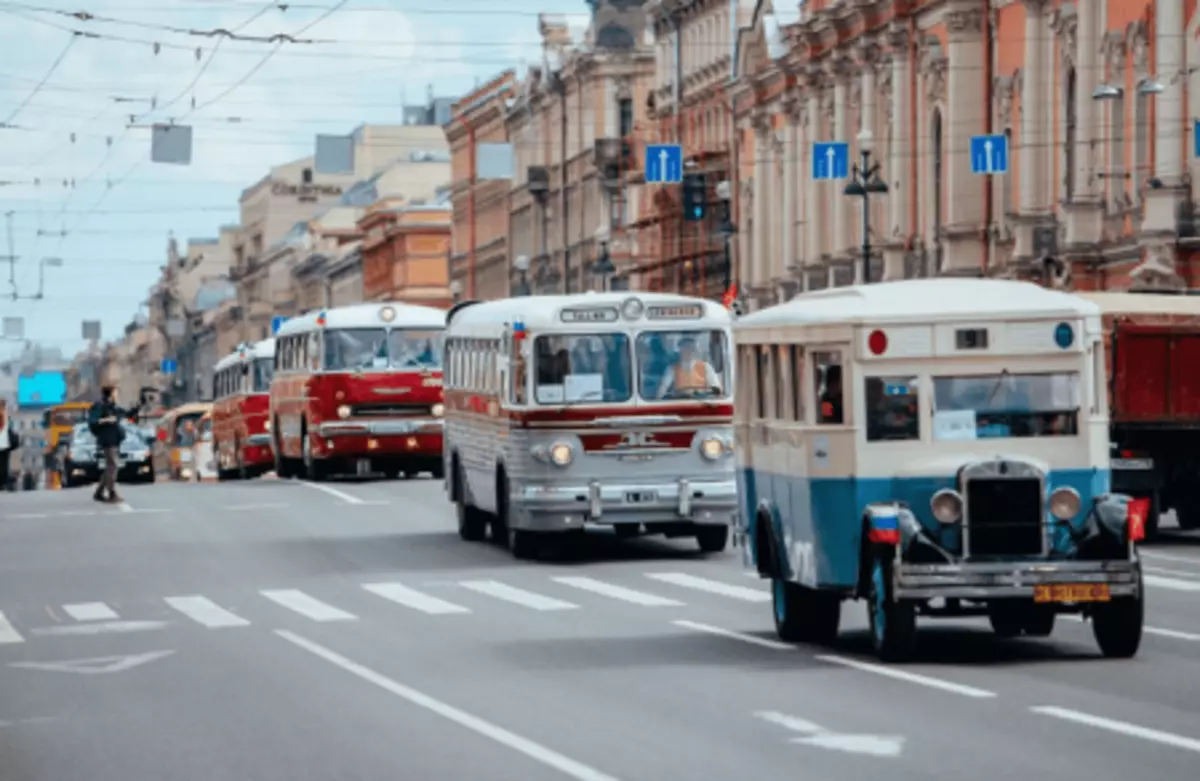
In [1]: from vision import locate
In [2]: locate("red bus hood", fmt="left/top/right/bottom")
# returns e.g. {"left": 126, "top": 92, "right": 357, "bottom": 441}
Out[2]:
{"left": 315, "top": 371, "right": 444, "bottom": 407}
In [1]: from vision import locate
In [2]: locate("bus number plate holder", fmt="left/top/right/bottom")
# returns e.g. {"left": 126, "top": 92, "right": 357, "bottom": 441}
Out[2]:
{"left": 625, "top": 490, "right": 657, "bottom": 504}
{"left": 356, "top": 458, "right": 371, "bottom": 476}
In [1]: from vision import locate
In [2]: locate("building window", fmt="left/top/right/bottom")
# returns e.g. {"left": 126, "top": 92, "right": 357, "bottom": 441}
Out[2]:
{"left": 931, "top": 108, "right": 943, "bottom": 278}
{"left": 619, "top": 98, "right": 634, "bottom": 138}
{"left": 1108, "top": 91, "right": 1126, "bottom": 209}
{"left": 1134, "top": 90, "right": 1150, "bottom": 201}
{"left": 302, "top": 167, "right": 313, "bottom": 184}
{"left": 1064, "top": 67, "right": 1076, "bottom": 201}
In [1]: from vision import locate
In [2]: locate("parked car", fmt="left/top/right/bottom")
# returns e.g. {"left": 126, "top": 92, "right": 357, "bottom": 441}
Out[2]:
{"left": 63, "top": 424, "right": 99, "bottom": 487}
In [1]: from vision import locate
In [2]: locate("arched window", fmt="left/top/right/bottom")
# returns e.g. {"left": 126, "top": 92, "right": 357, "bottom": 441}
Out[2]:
{"left": 1064, "top": 66, "right": 1077, "bottom": 200}
{"left": 931, "top": 108, "right": 944, "bottom": 278}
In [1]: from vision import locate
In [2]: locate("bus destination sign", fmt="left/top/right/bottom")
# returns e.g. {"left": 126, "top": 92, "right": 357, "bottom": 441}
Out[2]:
{"left": 560, "top": 307, "right": 620, "bottom": 323}
{"left": 647, "top": 304, "right": 703, "bottom": 319}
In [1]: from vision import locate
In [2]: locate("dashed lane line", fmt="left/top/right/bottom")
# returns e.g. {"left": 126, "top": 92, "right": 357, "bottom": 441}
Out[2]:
{"left": 458, "top": 580, "right": 578, "bottom": 611}
{"left": 646, "top": 572, "right": 771, "bottom": 602}
{"left": 1032, "top": 706, "right": 1200, "bottom": 753}
{"left": 363, "top": 582, "right": 471, "bottom": 615}
{"left": 0, "top": 611, "right": 24, "bottom": 644}
{"left": 164, "top": 596, "right": 251, "bottom": 628}
{"left": 261, "top": 589, "right": 357, "bottom": 622}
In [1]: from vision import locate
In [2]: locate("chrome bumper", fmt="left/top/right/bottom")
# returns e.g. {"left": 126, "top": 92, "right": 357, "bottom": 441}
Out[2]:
{"left": 317, "top": 419, "right": 443, "bottom": 437}
{"left": 245, "top": 434, "right": 272, "bottom": 446}
{"left": 894, "top": 560, "right": 1141, "bottom": 600}
{"left": 517, "top": 477, "right": 737, "bottom": 520}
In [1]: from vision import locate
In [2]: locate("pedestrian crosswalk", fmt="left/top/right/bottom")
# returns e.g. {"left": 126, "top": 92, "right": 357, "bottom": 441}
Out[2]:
{"left": 0, "top": 571, "right": 772, "bottom": 642}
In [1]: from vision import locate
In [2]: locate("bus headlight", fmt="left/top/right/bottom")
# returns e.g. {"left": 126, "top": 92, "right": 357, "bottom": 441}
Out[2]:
{"left": 930, "top": 489, "right": 963, "bottom": 524}
{"left": 431, "top": 403, "right": 444, "bottom": 418}
{"left": 1049, "top": 486, "right": 1081, "bottom": 520}
{"left": 700, "top": 437, "right": 725, "bottom": 460}
{"left": 549, "top": 442, "right": 573, "bottom": 467}
{"left": 264, "top": 419, "right": 271, "bottom": 432}
{"left": 337, "top": 405, "right": 351, "bottom": 420}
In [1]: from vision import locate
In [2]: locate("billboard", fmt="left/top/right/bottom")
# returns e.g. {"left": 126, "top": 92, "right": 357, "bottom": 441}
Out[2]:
{"left": 16, "top": 371, "right": 67, "bottom": 408}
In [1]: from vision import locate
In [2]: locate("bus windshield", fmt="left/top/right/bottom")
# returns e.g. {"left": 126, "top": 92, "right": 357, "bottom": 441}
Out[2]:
{"left": 253, "top": 358, "right": 274, "bottom": 392}
{"left": 635, "top": 330, "right": 729, "bottom": 400}
{"left": 533, "top": 334, "right": 632, "bottom": 404}
{"left": 932, "top": 372, "right": 1080, "bottom": 440}
{"left": 324, "top": 329, "right": 388, "bottom": 371}
{"left": 388, "top": 329, "right": 443, "bottom": 370}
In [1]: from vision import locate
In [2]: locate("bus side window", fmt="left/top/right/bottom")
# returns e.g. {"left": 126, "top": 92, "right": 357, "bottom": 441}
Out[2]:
{"left": 814, "top": 351, "right": 844, "bottom": 424}
{"left": 755, "top": 345, "right": 769, "bottom": 420}
{"left": 774, "top": 345, "right": 789, "bottom": 420}
{"left": 512, "top": 345, "right": 528, "bottom": 405}
{"left": 790, "top": 345, "right": 805, "bottom": 422}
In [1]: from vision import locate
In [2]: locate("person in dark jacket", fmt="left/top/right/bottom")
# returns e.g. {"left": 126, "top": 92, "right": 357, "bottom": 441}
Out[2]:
{"left": 0, "top": 400, "right": 17, "bottom": 492}
{"left": 88, "top": 387, "right": 134, "bottom": 503}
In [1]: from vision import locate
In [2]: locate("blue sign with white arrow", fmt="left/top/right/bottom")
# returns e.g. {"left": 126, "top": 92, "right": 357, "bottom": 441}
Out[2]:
{"left": 970, "top": 134, "right": 1009, "bottom": 175}
{"left": 160, "top": 358, "right": 177, "bottom": 374}
{"left": 1193, "top": 120, "right": 1200, "bottom": 159}
{"left": 644, "top": 144, "right": 683, "bottom": 183}
{"left": 812, "top": 142, "right": 850, "bottom": 180}
{"left": 271, "top": 316, "right": 288, "bottom": 335}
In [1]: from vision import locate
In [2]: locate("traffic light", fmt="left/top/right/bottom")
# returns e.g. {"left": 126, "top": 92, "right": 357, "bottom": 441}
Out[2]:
{"left": 682, "top": 172, "right": 707, "bottom": 222}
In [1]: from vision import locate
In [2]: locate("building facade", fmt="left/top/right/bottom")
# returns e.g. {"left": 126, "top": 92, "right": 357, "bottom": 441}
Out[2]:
{"left": 360, "top": 195, "right": 453, "bottom": 307}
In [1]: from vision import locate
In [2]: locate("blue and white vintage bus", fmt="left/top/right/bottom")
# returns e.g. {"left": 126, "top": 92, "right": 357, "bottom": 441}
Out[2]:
{"left": 732, "top": 278, "right": 1145, "bottom": 661}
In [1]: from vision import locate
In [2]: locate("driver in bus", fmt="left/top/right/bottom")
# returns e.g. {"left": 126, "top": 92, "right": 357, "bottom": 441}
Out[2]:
{"left": 656, "top": 337, "right": 720, "bottom": 398}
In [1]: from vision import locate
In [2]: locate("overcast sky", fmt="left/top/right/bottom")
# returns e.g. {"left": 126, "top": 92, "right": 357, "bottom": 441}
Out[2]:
{"left": 0, "top": 0, "right": 586, "bottom": 362}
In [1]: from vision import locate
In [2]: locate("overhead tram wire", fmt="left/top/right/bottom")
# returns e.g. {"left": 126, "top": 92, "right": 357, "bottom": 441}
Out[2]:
{"left": 1, "top": 32, "right": 79, "bottom": 127}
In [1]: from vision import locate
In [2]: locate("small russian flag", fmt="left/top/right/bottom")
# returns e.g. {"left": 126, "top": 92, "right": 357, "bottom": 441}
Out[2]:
{"left": 868, "top": 512, "right": 901, "bottom": 545}
{"left": 512, "top": 320, "right": 526, "bottom": 340}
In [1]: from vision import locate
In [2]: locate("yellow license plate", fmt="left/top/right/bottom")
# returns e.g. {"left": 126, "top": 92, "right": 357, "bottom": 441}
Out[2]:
{"left": 1033, "top": 583, "right": 1111, "bottom": 603}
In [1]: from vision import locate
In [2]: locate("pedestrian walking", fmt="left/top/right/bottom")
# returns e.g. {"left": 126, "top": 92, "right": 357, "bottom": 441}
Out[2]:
{"left": 0, "top": 400, "right": 18, "bottom": 492}
{"left": 87, "top": 386, "right": 134, "bottom": 503}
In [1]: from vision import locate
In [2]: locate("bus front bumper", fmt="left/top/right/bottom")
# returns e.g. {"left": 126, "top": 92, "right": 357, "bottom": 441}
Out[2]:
{"left": 317, "top": 419, "right": 443, "bottom": 437}
{"left": 313, "top": 419, "right": 443, "bottom": 460}
{"left": 515, "top": 477, "right": 737, "bottom": 526}
{"left": 893, "top": 560, "right": 1141, "bottom": 600}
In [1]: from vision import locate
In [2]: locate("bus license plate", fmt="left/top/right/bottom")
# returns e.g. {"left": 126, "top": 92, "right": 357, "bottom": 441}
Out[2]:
{"left": 624, "top": 490, "right": 657, "bottom": 504}
{"left": 1033, "top": 584, "right": 1111, "bottom": 603}
{"left": 1112, "top": 458, "right": 1153, "bottom": 470}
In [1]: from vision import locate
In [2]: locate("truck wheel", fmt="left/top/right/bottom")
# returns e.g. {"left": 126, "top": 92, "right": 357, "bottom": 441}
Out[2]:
{"left": 1022, "top": 607, "right": 1056, "bottom": 637}
{"left": 696, "top": 525, "right": 729, "bottom": 553}
{"left": 1092, "top": 573, "right": 1144, "bottom": 658}
{"left": 988, "top": 603, "right": 1025, "bottom": 637}
{"left": 866, "top": 554, "right": 917, "bottom": 662}
{"left": 772, "top": 579, "right": 840, "bottom": 644}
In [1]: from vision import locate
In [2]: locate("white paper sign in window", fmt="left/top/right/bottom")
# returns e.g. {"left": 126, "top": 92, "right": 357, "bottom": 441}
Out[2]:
{"left": 536, "top": 384, "right": 565, "bottom": 403}
{"left": 933, "top": 409, "right": 977, "bottom": 441}
{"left": 564, "top": 373, "right": 604, "bottom": 402}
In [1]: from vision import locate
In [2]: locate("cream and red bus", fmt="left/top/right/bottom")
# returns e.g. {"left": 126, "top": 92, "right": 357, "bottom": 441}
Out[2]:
{"left": 211, "top": 338, "right": 276, "bottom": 480}
{"left": 443, "top": 292, "right": 737, "bottom": 559}
{"left": 270, "top": 302, "right": 446, "bottom": 480}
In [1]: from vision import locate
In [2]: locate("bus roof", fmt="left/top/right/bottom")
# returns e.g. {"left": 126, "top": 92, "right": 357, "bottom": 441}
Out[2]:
{"left": 277, "top": 302, "right": 447, "bottom": 337}
{"left": 1073, "top": 291, "right": 1200, "bottom": 316}
{"left": 737, "top": 278, "right": 1100, "bottom": 329}
{"left": 213, "top": 337, "right": 276, "bottom": 373}
{"left": 446, "top": 292, "right": 732, "bottom": 333}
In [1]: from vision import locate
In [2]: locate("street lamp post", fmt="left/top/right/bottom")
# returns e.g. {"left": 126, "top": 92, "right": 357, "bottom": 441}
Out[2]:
{"left": 591, "top": 226, "right": 615, "bottom": 291}
{"left": 842, "top": 128, "right": 889, "bottom": 284}
{"left": 513, "top": 254, "right": 531, "bottom": 296}
{"left": 716, "top": 180, "right": 737, "bottom": 294}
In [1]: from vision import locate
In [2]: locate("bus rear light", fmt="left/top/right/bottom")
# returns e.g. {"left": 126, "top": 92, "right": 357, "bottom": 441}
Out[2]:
{"left": 867, "top": 329, "right": 888, "bottom": 355}
{"left": 1127, "top": 497, "right": 1150, "bottom": 542}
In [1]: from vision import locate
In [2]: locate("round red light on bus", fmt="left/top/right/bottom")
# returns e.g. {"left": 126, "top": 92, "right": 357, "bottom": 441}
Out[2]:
{"left": 868, "top": 329, "right": 888, "bottom": 355}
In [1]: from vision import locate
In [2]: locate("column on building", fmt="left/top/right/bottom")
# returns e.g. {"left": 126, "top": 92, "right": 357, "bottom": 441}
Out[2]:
{"left": 752, "top": 113, "right": 770, "bottom": 293}
{"left": 941, "top": 3, "right": 986, "bottom": 274}
{"left": 803, "top": 69, "right": 822, "bottom": 279}
{"left": 1064, "top": 0, "right": 1104, "bottom": 252}
{"left": 831, "top": 56, "right": 851, "bottom": 259}
{"left": 883, "top": 25, "right": 910, "bottom": 280}
{"left": 1015, "top": 0, "right": 1050, "bottom": 261}
{"left": 857, "top": 43, "right": 878, "bottom": 283}
{"left": 780, "top": 92, "right": 799, "bottom": 289}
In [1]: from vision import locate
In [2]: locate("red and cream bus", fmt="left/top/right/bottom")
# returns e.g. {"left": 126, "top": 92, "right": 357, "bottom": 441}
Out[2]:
{"left": 270, "top": 302, "right": 446, "bottom": 480}
{"left": 443, "top": 292, "right": 736, "bottom": 559}
{"left": 211, "top": 338, "right": 276, "bottom": 480}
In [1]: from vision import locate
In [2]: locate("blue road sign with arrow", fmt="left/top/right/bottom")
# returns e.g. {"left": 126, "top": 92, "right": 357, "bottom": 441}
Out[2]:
{"left": 645, "top": 144, "right": 683, "bottom": 183}
{"left": 970, "top": 134, "right": 1009, "bottom": 175}
{"left": 812, "top": 142, "right": 849, "bottom": 180}
{"left": 160, "top": 358, "right": 177, "bottom": 374}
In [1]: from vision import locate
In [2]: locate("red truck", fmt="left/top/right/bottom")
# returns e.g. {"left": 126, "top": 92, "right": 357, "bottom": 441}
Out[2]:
{"left": 1079, "top": 292, "right": 1200, "bottom": 538}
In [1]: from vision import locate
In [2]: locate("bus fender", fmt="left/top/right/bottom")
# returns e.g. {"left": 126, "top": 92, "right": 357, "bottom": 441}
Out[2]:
{"left": 753, "top": 501, "right": 789, "bottom": 581}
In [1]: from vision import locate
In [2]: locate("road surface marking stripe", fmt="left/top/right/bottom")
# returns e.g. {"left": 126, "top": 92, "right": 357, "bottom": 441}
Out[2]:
{"left": 1144, "top": 575, "right": 1200, "bottom": 592}
{"left": 1060, "top": 614, "right": 1200, "bottom": 641}
{"left": 61, "top": 602, "right": 118, "bottom": 622}
{"left": 261, "top": 589, "right": 357, "bottom": 621}
{"left": 552, "top": 576, "right": 683, "bottom": 607}
{"left": 30, "top": 620, "right": 165, "bottom": 636}
{"left": 10, "top": 513, "right": 47, "bottom": 519}
{"left": 117, "top": 502, "right": 133, "bottom": 513}
{"left": 753, "top": 711, "right": 823, "bottom": 734}
{"left": 221, "top": 503, "right": 290, "bottom": 511}
{"left": 296, "top": 481, "right": 366, "bottom": 505}
{"left": 646, "top": 573, "right": 771, "bottom": 602}
{"left": 672, "top": 619, "right": 794, "bottom": 650}
{"left": 1141, "top": 551, "right": 1200, "bottom": 566}
{"left": 276, "top": 630, "right": 621, "bottom": 781}
{"left": 815, "top": 654, "right": 997, "bottom": 699}
{"left": 0, "top": 612, "right": 24, "bottom": 644}
{"left": 1144, "top": 565, "right": 1200, "bottom": 580}
{"left": 1031, "top": 706, "right": 1200, "bottom": 753}
{"left": 363, "top": 583, "right": 470, "bottom": 615}
{"left": 165, "top": 596, "right": 251, "bottom": 628}
{"left": 459, "top": 581, "right": 578, "bottom": 611}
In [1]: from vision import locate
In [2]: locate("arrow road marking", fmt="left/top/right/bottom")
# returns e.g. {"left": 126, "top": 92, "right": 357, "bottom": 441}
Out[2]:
{"left": 9, "top": 650, "right": 175, "bottom": 675}
{"left": 31, "top": 620, "right": 167, "bottom": 637}
{"left": 754, "top": 711, "right": 905, "bottom": 758}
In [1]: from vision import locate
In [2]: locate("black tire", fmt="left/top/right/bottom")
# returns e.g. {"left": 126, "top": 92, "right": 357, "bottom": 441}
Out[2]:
{"left": 1144, "top": 493, "right": 1161, "bottom": 540}
{"left": 383, "top": 468, "right": 401, "bottom": 480}
{"left": 302, "top": 428, "right": 326, "bottom": 481}
{"left": 1022, "top": 607, "right": 1056, "bottom": 637}
{"left": 696, "top": 525, "right": 729, "bottom": 553}
{"left": 454, "top": 463, "right": 487, "bottom": 542}
{"left": 273, "top": 427, "right": 293, "bottom": 479}
{"left": 508, "top": 528, "right": 539, "bottom": 560}
{"left": 988, "top": 603, "right": 1026, "bottom": 638}
{"left": 866, "top": 552, "right": 917, "bottom": 662}
{"left": 430, "top": 462, "right": 445, "bottom": 480}
{"left": 771, "top": 579, "right": 840, "bottom": 644}
{"left": 491, "top": 468, "right": 510, "bottom": 545}
{"left": 1093, "top": 573, "right": 1144, "bottom": 658}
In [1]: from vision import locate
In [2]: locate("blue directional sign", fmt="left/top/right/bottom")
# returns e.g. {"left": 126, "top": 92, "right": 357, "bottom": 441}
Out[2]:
{"left": 160, "top": 358, "right": 177, "bottom": 374}
{"left": 271, "top": 315, "right": 288, "bottom": 335}
{"left": 1193, "top": 120, "right": 1200, "bottom": 159}
{"left": 645, "top": 144, "right": 683, "bottom": 183}
{"left": 970, "top": 133, "right": 1009, "bottom": 175}
{"left": 812, "top": 141, "right": 850, "bottom": 180}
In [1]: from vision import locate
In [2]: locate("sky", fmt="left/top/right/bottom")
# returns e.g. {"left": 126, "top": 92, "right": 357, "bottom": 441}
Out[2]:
{"left": 0, "top": 0, "right": 588, "bottom": 362}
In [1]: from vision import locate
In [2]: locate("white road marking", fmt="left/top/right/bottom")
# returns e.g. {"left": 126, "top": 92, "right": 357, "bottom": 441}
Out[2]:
{"left": 363, "top": 582, "right": 470, "bottom": 615}
{"left": 1144, "top": 575, "right": 1200, "bottom": 592}
{"left": 0, "top": 611, "right": 24, "bottom": 644}
{"left": 164, "top": 596, "right": 251, "bottom": 628}
{"left": 1032, "top": 706, "right": 1200, "bottom": 753}
{"left": 815, "top": 654, "right": 997, "bottom": 699}
{"left": 117, "top": 502, "right": 133, "bottom": 513}
{"left": 1141, "top": 551, "right": 1200, "bottom": 566}
{"left": 754, "top": 710, "right": 823, "bottom": 734}
{"left": 9, "top": 650, "right": 175, "bottom": 675}
{"left": 30, "top": 620, "right": 166, "bottom": 637}
{"left": 221, "top": 503, "right": 290, "bottom": 511}
{"left": 753, "top": 711, "right": 904, "bottom": 757}
{"left": 102, "top": 508, "right": 169, "bottom": 516}
{"left": 261, "top": 589, "right": 357, "bottom": 622}
{"left": 459, "top": 581, "right": 578, "bottom": 611}
{"left": 276, "top": 631, "right": 621, "bottom": 781}
{"left": 61, "top": 602, "right": 119, "bottom": 622}
{"left": 672, "top": 619, "right": 794, "bottom": 650}
{"left": 296, "top": 481, "right": 366, "bottom": 505}
{"left": 1145, "top": 565, "right": 1200, "bottom": 580}
{"left": 552, "top": 576, "right": 683, "bottom": 607}
{"left": 646, "top": 572, "right": 771, "bottom": 602}
{"left": 9, "top": 513, "right": 47, "bottom": 519}
{"left": 59, "top": 510, "right": 99, "bottom": 517}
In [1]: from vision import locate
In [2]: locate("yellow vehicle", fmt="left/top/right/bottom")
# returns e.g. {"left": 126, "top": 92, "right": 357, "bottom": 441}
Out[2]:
{"left": 153, "top": 402, "right": 212, "bottom": 480}
{"left": 41, "top": 402, "right": 93, "bottom": 478}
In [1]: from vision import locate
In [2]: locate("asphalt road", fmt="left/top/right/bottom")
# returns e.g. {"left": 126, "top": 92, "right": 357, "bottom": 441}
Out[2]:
{"left": 1, "top": 477, "right": 1199, "bottom": 781}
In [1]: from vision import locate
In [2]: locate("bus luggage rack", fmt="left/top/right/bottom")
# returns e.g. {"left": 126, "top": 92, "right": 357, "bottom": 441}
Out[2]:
{"left": 964, "top": 477, "right": 1045, "bottom": 557}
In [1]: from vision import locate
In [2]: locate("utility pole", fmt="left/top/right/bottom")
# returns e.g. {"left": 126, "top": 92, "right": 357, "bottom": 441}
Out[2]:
{"left": 3, "top": 211, "right": 15, "bottom": 301}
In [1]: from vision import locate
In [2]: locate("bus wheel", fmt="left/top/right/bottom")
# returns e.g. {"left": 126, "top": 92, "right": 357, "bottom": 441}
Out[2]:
{"left": 454, "top": 464, "right": 487, "bottom": 542}
{"left": 508, "top": 528, "right": 539, "bottom": 560}
{"left": 1092, "top": 569, "right": 1144, "bottom": 658}
{"left": 302, "top": 432, "right": 326, "bottom": 481}
{"left": 772, "top": 580, "right": 840, "bottom": 644}
{"left": 866, "top": 553, "right": 917, "bottom": 662}
{"left": 235, "top": 441, "right": 248, "bottom": 480}
{"left": 696, "top": 525, "right": 729, "bottom": 553}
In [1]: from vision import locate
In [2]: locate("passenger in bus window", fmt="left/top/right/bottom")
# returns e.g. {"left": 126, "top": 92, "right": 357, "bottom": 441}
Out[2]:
{"left": 640, "top": 335, "right": 671, "bottom": 397}
{"left": 817, "top": 364, "right": 844, "bottom": 424}
{"left": 656, "top": 337, "right": 720, "bottom": 399}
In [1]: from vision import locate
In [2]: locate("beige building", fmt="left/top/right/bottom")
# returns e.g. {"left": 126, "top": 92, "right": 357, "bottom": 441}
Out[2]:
{"left": 506, "top": 5, "right": 655, "bottom": 295}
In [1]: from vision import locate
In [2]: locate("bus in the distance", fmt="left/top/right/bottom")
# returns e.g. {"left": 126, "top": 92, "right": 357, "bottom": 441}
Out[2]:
{"left": 269, "top": 302, "right": 446, "bottom": 480}
{"left": 211, "top": 338, "right": 276, "bottom": 480}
